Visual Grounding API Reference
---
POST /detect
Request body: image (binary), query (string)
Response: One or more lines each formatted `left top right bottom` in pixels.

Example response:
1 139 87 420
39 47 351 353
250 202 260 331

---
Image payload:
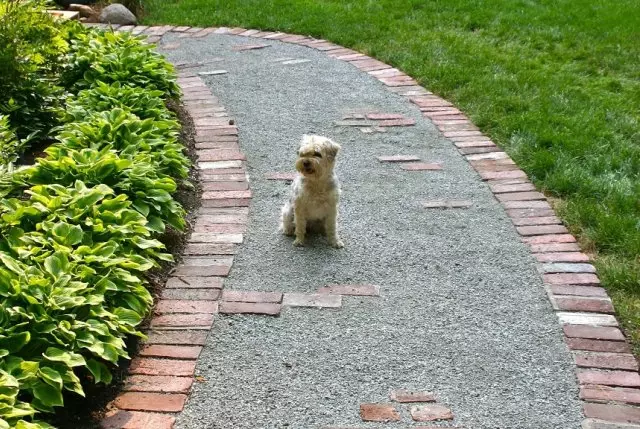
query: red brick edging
89 23 639 428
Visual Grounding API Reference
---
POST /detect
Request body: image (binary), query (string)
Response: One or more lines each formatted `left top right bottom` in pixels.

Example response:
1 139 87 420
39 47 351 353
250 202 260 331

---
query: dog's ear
323 139 341 160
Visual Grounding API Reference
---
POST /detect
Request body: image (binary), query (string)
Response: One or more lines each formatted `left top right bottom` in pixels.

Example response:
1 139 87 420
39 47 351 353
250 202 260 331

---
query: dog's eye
313 152 322 158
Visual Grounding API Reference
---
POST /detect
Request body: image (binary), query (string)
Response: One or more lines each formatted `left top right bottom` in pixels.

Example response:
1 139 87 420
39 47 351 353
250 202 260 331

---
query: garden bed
0 2 197 428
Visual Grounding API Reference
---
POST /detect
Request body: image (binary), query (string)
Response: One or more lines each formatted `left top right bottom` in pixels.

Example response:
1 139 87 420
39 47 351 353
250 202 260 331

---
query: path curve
91 23 639 429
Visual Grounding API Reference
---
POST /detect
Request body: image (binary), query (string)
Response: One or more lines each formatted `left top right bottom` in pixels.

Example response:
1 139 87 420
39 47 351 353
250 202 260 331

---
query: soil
49 100 201 429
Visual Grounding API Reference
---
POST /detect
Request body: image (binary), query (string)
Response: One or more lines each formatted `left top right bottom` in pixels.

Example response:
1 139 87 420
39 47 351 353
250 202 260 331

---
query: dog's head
295 135 341 179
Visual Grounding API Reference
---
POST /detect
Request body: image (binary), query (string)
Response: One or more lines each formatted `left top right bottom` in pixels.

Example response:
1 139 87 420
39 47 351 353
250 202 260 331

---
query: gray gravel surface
159 32 583 429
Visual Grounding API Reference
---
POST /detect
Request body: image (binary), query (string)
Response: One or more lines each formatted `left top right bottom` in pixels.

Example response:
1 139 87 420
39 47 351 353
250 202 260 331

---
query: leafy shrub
0 182 169 425
56 108 189 180
0 115 22 165
0 0 68 141
66 82 177 123
26 147 186 232
63 30 181 98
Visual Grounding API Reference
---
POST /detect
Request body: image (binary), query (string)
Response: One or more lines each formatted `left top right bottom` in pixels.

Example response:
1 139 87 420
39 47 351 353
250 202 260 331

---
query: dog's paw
330 239 344 249
293 238 305 247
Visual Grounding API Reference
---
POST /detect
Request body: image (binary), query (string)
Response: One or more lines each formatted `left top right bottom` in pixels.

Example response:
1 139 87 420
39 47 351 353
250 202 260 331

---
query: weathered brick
359 404 401 422
583 402 640 424
282 293 342 308
530 242 581 253
165 276 224 289
389 390 436 403
377 155 421 162
138 345 202 360
172 264 231 277
367 113 404 120
198 213 248 224
517 225 569 236
161 288 221 301
580 385 640 406
114 392 187 412
557 312 618 327
444 130 483 138
101 410 175 429
574 352 638 371
202 190 252 200
534 252 590 263
183 243 238 256
318 284 380 296
150 313 214 329
490 182 537 193
502 199 550 209
523 234 577 245
513 216 562 226
218 301 282 316
201 181 249 192
563 325 626 341
454 140 495 148
194 223 246 234
551 285 608 297
375 118 416 127
410 96 452 108
145 330 208 346
507 208 557 218
458 146 501 155
544 273 600 285
568 339 631 354
400 162 443 171
124 375 193 394
189 232 244 244
222 290 283 303
155 300 218 314
410 404 454 421
198 150 246 162
554 297 613 313
201 198 251 208
129 358 196 377
541 262 596 273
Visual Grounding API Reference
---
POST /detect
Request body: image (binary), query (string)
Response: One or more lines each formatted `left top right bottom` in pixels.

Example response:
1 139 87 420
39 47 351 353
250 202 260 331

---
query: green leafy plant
0 0 68 141
63 30 181 98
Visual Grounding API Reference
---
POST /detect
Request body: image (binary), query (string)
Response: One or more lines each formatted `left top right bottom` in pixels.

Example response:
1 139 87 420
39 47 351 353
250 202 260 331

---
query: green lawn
143 0 640 351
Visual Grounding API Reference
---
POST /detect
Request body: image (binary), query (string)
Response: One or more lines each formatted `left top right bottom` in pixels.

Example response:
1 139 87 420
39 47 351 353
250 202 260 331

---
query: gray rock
99 3 136 25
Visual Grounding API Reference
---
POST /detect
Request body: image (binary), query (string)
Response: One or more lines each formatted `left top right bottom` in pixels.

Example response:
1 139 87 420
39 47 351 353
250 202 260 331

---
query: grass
142 0 640 352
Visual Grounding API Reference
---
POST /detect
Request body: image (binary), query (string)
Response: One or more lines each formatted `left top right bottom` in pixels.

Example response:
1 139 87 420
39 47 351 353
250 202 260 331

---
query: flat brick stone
568 339 631 354
542 262 597 273
145 330 208 346
218 301 282 316
101 410 175 429
198 213 248 224
410 96 452 108
183 243 238 256
161 288 221 301
400 162 443 171
507 208 556 218
201 198 251 208
124 375 193 394
423 200 473 209
389 390 436 403
490 182 537 193
222 290 283 303
201 181 249 191
202 190 252 200
513 216 562 226
166 276 224 289
523 234 578 244
194 223 246 234
151 310 213 329
563 325 626 341
318 284 380 296
377 155 420 162
517 225 569 236
502 199 551 209
265 172 298 181
554 296 613 313
581 385 640 406
155 300 218 314
535 252 590 262
574 352 638 371
173 264 231 277
114 392 187 413
367 113 404 120
198 150 246 162
583 402 640 424
557 312 618 327
551 285 608 297
129 358 196 377
282 293 342 308
138 345 202 360
359 404 401 422
189 233 244 244
410 404 454 422
581 419 640 429
375 118 416 127
530 242 581 253
544 273 600 285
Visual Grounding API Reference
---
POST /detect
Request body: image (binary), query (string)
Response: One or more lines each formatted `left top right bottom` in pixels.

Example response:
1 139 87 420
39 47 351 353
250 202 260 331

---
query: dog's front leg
293 205 307 247
325 208 344 248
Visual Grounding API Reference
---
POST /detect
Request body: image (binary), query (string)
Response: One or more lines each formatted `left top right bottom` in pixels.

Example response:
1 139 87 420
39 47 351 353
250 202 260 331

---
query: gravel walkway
157 32 584 429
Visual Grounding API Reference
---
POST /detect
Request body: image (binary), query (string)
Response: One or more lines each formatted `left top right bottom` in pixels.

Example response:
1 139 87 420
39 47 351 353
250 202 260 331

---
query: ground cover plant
143 0 640 352
0 2 187 428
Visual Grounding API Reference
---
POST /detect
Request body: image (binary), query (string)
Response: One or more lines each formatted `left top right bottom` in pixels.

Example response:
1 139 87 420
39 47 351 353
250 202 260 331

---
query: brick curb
91 23 639 427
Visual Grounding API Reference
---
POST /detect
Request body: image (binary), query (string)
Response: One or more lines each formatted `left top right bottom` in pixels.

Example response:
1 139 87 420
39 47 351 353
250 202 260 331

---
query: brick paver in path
93 24 639 429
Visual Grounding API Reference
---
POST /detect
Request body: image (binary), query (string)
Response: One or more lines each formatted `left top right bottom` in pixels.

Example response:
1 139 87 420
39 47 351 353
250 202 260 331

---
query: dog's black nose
303 160 311 167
